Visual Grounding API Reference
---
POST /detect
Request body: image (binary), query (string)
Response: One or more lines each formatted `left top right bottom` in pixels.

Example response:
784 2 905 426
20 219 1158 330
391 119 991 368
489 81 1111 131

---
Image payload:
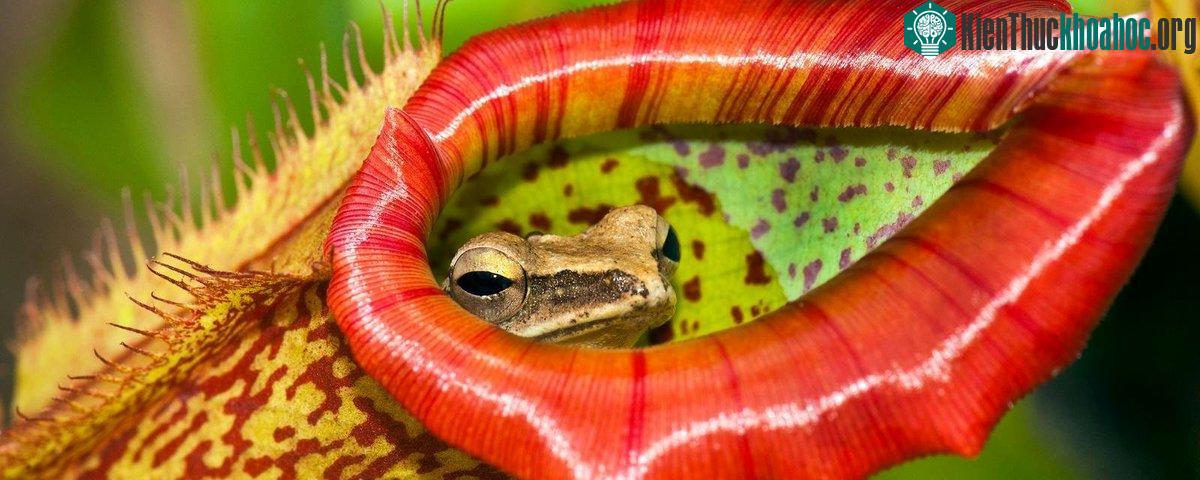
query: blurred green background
0 0 1195 478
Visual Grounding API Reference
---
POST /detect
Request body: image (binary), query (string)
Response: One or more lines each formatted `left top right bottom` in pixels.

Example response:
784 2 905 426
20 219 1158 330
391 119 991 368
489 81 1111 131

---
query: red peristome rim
327 1 1189 478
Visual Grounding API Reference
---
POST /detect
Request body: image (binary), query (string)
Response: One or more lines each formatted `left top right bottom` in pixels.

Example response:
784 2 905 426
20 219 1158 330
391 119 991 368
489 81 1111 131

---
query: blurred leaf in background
2 0 608 211
10 0 168 205
0 0 1195 477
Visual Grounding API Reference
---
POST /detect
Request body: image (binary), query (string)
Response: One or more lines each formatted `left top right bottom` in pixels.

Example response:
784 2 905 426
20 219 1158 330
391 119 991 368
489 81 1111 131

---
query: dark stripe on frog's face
533 269 650 303
497 269 650 331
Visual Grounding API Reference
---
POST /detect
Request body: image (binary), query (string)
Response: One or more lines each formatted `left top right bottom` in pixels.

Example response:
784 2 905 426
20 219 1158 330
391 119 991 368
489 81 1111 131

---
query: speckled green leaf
431 124 995 343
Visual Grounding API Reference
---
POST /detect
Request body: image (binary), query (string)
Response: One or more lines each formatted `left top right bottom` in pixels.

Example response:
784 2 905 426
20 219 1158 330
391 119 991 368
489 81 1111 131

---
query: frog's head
444 205 679 348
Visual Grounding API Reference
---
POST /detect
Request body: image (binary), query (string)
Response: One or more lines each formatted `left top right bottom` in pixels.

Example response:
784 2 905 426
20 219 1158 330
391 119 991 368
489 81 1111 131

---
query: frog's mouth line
530 297 675 348
533 317 622 343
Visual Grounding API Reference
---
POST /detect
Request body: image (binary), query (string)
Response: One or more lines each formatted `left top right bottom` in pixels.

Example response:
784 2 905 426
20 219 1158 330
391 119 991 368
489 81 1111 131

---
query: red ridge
326 1 1189 478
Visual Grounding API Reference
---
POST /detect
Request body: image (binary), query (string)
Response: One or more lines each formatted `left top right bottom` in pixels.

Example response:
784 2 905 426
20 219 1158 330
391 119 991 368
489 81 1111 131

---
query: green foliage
4 0 604 211
879 401 1080 479
8 1 166 206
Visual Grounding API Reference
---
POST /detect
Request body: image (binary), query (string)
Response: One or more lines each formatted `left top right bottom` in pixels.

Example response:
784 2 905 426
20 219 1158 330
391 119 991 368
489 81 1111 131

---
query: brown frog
444 205 679 348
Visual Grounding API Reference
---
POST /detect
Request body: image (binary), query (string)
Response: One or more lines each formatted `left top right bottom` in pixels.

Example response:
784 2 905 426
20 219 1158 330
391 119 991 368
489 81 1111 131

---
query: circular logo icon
905 2 957 57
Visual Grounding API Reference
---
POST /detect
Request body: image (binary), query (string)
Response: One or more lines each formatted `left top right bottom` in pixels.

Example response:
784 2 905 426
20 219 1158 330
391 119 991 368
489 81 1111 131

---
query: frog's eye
661 226 681 263
457 271 513 295
448 247 527 322
654 215 681 265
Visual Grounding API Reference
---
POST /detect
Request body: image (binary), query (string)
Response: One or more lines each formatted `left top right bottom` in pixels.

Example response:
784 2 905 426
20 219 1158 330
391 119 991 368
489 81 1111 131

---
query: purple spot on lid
751 219 771 240
779 157 800 182
853 223 861 234
866 212 916 248
822 217 838 233
912 195 924 208
884 182 895 193
809 186 820 202
829 143 848 163
901 156 918 178
952 172 964 182
854 157 867 167
802 260 823 291
737 153 750 169
787 263 797 279
839 248 853 270
698 144 726 168
837 184 868 203
771 189 787 212
548 145 570 168
933 159 951 176
813 150 826 164
793 212 811 228
672 140 691 156
887 148 897 160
